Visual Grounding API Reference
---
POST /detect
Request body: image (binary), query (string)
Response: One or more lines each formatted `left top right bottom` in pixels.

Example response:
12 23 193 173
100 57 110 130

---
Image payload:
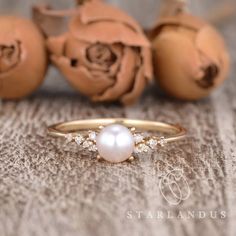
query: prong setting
130 127 136 132
128 156 135 162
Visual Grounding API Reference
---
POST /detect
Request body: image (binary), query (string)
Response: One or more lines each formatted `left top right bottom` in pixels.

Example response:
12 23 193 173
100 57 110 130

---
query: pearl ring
47 118 187 163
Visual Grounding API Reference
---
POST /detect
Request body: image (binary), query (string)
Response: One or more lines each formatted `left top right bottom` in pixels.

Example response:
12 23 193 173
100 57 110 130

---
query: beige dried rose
33 0 153 105
150 12 230 100
0 16 47 99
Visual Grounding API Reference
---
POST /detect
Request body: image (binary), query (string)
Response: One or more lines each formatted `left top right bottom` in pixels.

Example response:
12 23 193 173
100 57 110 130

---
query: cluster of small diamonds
65 131 97 152
133 132 167 154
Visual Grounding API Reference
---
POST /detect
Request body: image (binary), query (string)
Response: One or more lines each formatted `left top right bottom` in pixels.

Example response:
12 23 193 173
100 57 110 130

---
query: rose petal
70 18 149 47
86 43 117 71
121 66 146 105
196 25 230 87
51 55 115 96
65 36 122 75
106 43 123 77
150 13 206 40
65 37 98 69
92 47 138 102
197 26 223 64
79 0 142 34
141 47 153 81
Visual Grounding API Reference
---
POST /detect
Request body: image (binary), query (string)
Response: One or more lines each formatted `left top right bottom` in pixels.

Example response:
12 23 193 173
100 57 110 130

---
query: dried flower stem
207 2 236 25
160 0 188 17
32 5 78 37
33 5 77 18
76 0 101 6
76 0 90 5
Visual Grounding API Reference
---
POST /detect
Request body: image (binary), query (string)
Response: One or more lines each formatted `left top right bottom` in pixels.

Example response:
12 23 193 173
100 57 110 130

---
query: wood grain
0 1 236 236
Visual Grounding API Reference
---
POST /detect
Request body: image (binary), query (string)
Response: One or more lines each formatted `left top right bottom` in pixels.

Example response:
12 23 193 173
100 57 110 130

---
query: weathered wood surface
0 1 236 236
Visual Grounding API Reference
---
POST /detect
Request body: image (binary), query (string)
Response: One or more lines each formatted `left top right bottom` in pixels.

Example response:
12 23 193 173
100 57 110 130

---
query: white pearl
96 124 135 163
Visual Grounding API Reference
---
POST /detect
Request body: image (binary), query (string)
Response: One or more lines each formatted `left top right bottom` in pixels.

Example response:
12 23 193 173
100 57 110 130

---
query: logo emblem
159 169 191 205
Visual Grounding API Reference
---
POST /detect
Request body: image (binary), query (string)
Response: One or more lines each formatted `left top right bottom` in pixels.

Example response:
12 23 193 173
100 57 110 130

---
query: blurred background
0 0 236 96
0 0 235 28
0 0 235 95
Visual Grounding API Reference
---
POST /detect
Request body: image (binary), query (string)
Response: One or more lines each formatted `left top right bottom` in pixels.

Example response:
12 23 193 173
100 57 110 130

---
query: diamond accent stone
134 134 144 144
88 144 97 152
65 134 73 143
75 134 84 145
82 140 97 152
147 138 158 149
83 140 93 149
88 131 96 141
134 143 150 153
159 137 167 147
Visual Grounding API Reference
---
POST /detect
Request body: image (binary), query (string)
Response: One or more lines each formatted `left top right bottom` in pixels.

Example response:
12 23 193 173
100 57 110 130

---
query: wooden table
0 1 236 236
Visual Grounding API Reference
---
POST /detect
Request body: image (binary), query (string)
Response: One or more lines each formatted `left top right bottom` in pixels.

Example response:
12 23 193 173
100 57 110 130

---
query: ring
47 118 187 163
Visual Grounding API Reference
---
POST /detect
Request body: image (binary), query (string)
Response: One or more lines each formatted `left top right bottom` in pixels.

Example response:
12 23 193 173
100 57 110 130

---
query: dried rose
150 12 230 100
0 16 47 99
33 0 152 105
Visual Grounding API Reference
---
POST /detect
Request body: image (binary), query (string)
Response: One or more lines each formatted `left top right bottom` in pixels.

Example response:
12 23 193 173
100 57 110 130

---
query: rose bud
0 16 47 99
150 12 230 100
33 0 152 105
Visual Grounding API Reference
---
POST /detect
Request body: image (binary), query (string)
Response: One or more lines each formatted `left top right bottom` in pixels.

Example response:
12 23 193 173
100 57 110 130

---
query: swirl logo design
159 169 191 205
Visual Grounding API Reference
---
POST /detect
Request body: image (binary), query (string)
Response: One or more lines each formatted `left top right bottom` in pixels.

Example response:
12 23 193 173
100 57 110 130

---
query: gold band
48 118 186 143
